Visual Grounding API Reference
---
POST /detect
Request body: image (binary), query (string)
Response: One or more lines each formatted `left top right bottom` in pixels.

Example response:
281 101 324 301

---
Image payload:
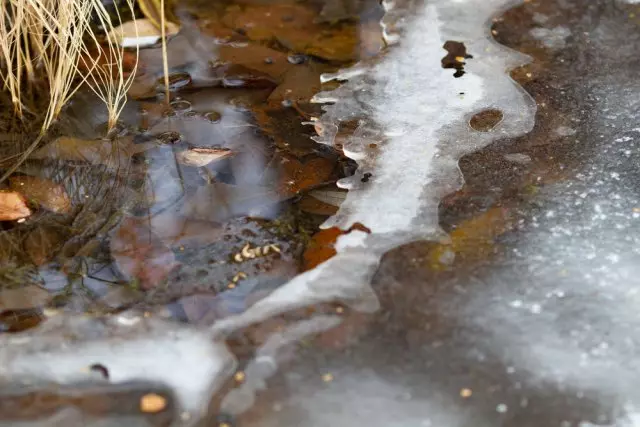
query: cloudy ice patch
530 26 572 49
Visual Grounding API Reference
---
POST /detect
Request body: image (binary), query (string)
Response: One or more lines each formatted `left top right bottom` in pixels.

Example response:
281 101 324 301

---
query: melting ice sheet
213 0 536 339
214 0 536 415
0 0 538 424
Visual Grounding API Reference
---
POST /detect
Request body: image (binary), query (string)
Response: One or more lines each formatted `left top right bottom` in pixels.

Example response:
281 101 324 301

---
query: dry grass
0 0 139 182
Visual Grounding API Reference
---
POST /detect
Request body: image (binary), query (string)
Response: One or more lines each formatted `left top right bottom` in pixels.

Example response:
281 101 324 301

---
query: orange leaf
0 191 31 221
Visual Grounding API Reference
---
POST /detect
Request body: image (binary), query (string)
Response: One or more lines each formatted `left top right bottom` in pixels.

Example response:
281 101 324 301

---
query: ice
0 312 236 426
210 0 536 417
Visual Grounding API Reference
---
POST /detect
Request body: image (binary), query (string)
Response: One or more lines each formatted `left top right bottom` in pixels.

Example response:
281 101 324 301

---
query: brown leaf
298 194 339 216
277 154 335 197
23 225 67 266
302 227 343 271
9 176 72 214
221 4 358 61
110 217 180 290
302 223 371 271
218 44 292 80
266 66 322 106
176 147 234 167
181 183 282 222
30 137 152 169
78 46 139 79
0 285 50 312
0 191 31 221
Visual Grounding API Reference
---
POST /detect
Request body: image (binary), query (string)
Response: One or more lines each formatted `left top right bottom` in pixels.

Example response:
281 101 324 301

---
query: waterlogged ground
0 0 639 425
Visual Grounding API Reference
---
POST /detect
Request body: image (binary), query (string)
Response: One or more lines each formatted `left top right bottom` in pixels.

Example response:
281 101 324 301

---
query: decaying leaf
0 191 31 221
23 225 68 266
176 147 233 167
308 186 348 207
110 217 180 290
298 194 339 216
277 154 335 197
78 46 139 79
267 65 322 106
221 4 358 62
302 227 343 271
9 176 72 214
0 285 50 312
108 18 180 48
181 183 282 222
30 137 153 169
302 223 371 271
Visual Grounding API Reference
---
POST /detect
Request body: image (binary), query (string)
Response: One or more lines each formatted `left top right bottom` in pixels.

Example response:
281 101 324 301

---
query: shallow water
0 0 640 425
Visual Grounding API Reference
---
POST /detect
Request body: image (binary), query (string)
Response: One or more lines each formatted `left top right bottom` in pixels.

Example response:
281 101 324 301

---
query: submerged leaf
222 4 358 61
24 225 68 266
176 147 234 167
0 191 31 221
30 137 152 169
9 176 72 214
110 217 180 289
108 18 180 48
308 186 348 207
0 285 50 312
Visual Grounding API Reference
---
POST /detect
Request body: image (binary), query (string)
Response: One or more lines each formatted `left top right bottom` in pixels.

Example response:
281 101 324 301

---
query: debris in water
0 191 31 221
108 18 180 48
8 175 72 214
176 147 233 167
140 393 167 413
441 41 473 78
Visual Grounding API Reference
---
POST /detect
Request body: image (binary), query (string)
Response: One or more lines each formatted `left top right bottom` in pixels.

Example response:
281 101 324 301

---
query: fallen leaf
302 223 371 271
267 65 322 106
30 136 153 169
302 227 343 271
23 225 67 266
429 207 514 269
110 217 180 289
308 186 348 207
222 4 358 61
298 194 339 216
78 46 139 79
181 183 282 222
277 154 335 197
0 191 31 221
0 285 50 312
218 44 293 80
176 147 233 167
9 176 72 214
108 19 180 48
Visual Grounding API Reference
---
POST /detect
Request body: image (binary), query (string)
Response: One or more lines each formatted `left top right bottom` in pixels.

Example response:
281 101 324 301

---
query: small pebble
234 371 246 382
460 388 472 398
140 393 167 413
287 54 306 65
322 373 334 382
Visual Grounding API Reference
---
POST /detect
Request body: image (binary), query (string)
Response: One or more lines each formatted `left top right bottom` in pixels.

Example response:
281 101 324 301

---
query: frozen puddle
216 0 536 417
0 0 540 424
